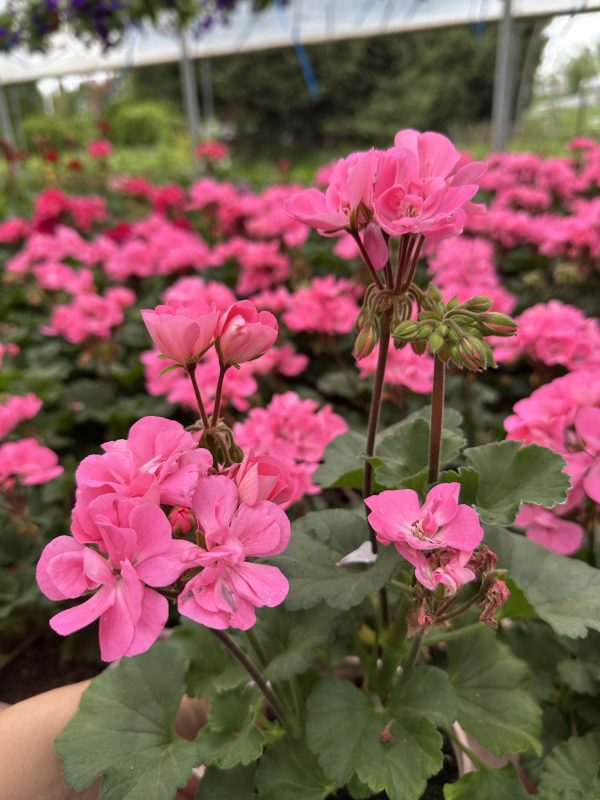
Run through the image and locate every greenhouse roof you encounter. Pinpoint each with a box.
[1,0,599,85]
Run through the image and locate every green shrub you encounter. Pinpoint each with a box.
[20,112,94,150]
[106,100,184,146]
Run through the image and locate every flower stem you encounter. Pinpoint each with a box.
[211,629,289,727]
[351,230,385,290]
[186,363,210,429]
[211,365,228,427]
[428,356,446,484]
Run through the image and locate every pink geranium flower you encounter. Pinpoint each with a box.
[141,300,220,366]
[178,476,290,630]
[0,394,42,439]
[37,501,193,661]
[73,417,212,543]
[218,300,278,365]
[366,483,483,553]
[365,483,483,594]
[87,139,113,159]
[0,438,63,486]
[515,505,584,556]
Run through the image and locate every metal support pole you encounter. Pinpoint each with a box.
[179,29,201,161]
[0,81,15,147]
[491,0,513,152]
[200,58,214,134]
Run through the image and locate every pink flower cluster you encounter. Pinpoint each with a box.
[285,129,486,266]
[427,237,516,315]
[494,300,600,372]
[505,370,600,554]
[283,276,363,336]
[42,287,136,344]
[233,391,348,505]
[366,483,484,594]
[36,416,292,659]
[0,393,62,488]
[356,340,434,395]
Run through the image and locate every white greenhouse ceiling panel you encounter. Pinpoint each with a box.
[1,0,599,84]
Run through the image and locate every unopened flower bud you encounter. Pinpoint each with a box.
[463,295,493,313]
[354,323,379,359]
[169,506,195,536]
[411,340,427,356]
[479,312,518,337]
[392,320,420,342]
[428,331,445,354]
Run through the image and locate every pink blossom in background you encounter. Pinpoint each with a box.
[178,475,289,630]
[31,262,95,295]
[195,140,229,161]
[250,287,292,313]
[211,238,290,295]
[0,343,19,369]
[251,344,308,378]
[37,501,193,661]
[366,483,483,594]
[0,394,42,439]
[87,139,113,159]
[357,340,434,394]
[0,217,29,243]
[164,276,236,313]
[0,438,63,486]
[574,406,600,504]
[515,505,584,555]
[218,301,278,365]
[141,347,259,414]
[427,237,516,315]
[283,276,362,336]
[42,289,135,344]
[494,300,600,371]
[141,299,220,366]
[234,391,348,505]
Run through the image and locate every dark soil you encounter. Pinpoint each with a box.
[1,631,102,704]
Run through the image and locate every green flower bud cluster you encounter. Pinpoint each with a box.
[392,286,517,372]
[354,285,412,359]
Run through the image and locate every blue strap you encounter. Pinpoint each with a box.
[275,0,320,101]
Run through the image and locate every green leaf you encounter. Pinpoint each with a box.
[464,441,570,524]
[486,527,600,638]
[443,764,530,799]
[313,431,366,489]
[390,665,458,728]
[256,604,341,682]
[55,642,201,800]
[375,417,465,489]
[538,734,600,800]
[557,631,600,695]
[171,620,246,697]
[197,764,257,799]
[195,687,266,769]
[501,621,567,702]
[255,734,334,800]
[274,510,400,611]
[305,678,443,799]
[447,625,542,757]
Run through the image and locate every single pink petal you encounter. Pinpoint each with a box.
[417,131,461,179]
[228,562,289,609]
[583,461,600,504]
[230,501,291,557]
[129,503,173,560]
[36,536,88,600]
[98,562,143,661]
[192,475,238,533]
[49,585,114,637]
[124,588,169,657]
[439,504,484,551]
[362,224,388,270]
[420,483,461,530]
[365,489,421,546]
[575,407,600,454]
[135,539,196,586]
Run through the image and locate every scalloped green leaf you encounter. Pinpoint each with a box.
[274,510,400,611]
[465,441,570,524]
[538,734,600,799]
[447,625,542,757]
[197,764,257,799]
[55,642,201,800]
[443,764,530,799]
[255,733,334,800]
[486,527,600,638]
[305,677,443,799]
